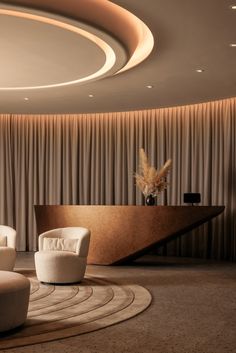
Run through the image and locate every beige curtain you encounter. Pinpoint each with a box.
[0,97,235,260]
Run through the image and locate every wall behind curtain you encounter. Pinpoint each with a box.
[0,97,235,260]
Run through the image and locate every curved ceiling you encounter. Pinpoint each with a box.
[0,0,235,114]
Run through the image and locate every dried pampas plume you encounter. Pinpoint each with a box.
[135,148,172,197]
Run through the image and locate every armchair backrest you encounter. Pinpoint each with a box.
[38,227,91,256]
[0,225,16,249]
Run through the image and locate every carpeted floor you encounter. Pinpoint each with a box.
[0,269,151,350]
[1,253,236,353]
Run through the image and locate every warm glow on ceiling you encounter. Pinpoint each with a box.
[0,1,154,91]
[0,8,117,90]
[115,6,154,74]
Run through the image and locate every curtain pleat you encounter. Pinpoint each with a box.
[0,97,235,260]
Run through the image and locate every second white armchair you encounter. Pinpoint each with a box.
[35,227,91,284]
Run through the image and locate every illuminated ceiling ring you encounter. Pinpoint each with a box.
[0,2,154,90]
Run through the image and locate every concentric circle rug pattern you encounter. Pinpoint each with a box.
[0,269,152,349]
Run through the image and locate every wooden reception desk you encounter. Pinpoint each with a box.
[34,205,224,265]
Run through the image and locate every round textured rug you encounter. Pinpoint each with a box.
[0,269,152,349]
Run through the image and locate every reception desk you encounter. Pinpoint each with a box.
[34,205,224,265]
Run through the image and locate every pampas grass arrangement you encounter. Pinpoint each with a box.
[135,148,172,198]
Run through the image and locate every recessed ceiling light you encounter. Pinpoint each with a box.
[88,94,94,98]
[24,97,29,101]
[146,85,153,89]
[196,69,204,73]
[230,5,236,9]
[230,43,236,47]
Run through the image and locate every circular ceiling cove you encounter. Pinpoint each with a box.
[0,6,128,90]
[0,2,154,91]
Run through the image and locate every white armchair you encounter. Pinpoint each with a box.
[35,227,91,284]
[0,225,17,271]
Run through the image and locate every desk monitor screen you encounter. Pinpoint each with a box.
[184,193,201,204]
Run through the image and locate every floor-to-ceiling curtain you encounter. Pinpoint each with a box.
[0,97,235,260]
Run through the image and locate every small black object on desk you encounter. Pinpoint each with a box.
[184,193,201,206]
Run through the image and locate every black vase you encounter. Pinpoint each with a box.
[145,194,155,206]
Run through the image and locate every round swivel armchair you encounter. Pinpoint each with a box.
[0,225,17,271]
[35,227,91,284]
